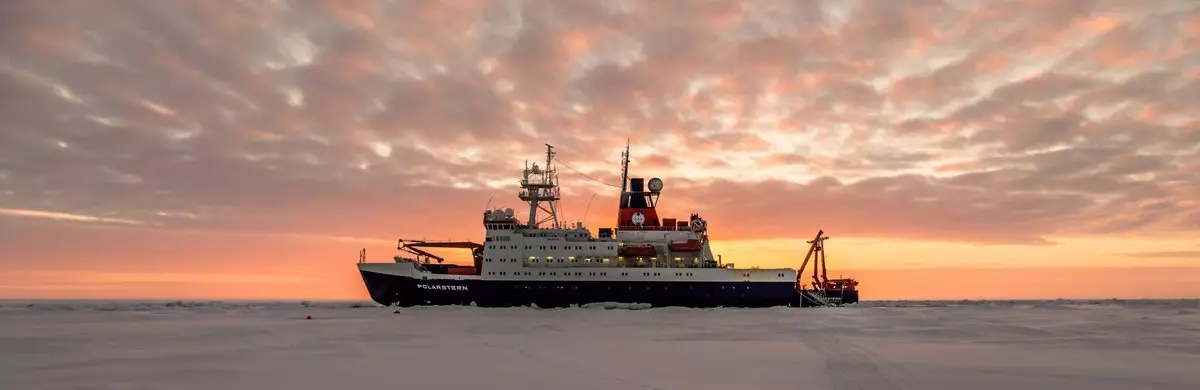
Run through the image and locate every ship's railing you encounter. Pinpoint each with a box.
[616,225,696,231]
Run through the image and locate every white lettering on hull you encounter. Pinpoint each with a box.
[416,284,468,291]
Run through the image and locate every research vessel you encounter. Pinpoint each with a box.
[356,144,859,308]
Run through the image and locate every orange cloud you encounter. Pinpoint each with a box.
[0,0,1196,299]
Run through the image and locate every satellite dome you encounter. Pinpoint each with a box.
[504,208,514,217]
[647,177,664,192]
[631,211,646,226]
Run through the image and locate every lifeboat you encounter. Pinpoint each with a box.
[619,244,657,257]
[668,239,702,252]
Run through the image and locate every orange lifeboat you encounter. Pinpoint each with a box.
[619,244,657,257]
[669,239,702,252]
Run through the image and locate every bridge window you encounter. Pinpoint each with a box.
[601,272,607,276]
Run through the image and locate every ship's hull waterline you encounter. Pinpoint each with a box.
[360,270,858,308]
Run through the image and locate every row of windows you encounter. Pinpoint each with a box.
[484,244,615,251]
[636,272,694,276]
[526,257,609,263]
[739,273,788,278]
[482,272,785,279]
[488,271,612,276]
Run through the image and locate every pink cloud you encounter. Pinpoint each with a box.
[0,0,1195,252]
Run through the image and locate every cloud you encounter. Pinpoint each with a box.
[0,208,143,225]
[1121,250,1200,259]
[0,0,1196,246]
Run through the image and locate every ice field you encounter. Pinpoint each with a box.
[2,299,1198,390]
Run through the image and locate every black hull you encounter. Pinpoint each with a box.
[360,270,859,308]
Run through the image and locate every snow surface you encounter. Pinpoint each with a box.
[2,299,1199,390]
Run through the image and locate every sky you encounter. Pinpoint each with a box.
[1,0,1198,301]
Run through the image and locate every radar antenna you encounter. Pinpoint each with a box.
[518,144,562,229]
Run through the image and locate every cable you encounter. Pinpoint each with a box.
[553,156,620,189]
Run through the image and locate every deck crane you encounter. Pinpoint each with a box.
[795,230,859,306]
[396,239,485,271]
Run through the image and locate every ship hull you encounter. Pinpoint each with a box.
[360,270,857,308]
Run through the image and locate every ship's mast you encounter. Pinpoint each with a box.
[518,144,562,229]
[617,140,630,224]
[620,139,630,195]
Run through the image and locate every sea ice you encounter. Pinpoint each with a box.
[1,299,1197,389]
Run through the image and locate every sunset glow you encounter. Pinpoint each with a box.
[1,0,1197,300]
